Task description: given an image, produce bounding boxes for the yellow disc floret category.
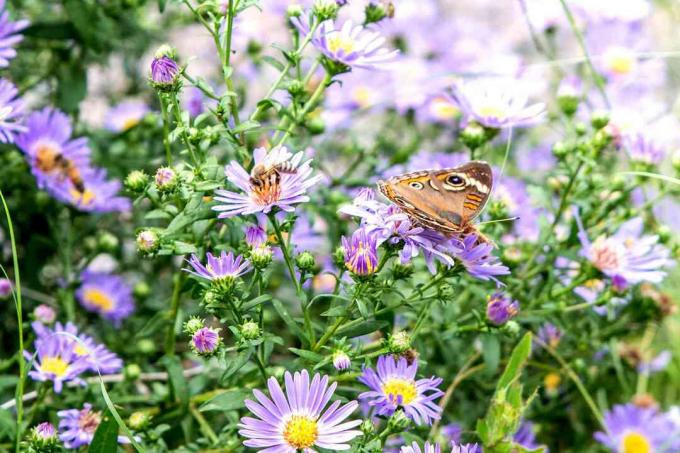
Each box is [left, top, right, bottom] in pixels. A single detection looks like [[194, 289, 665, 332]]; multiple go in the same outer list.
[[83, 288, 114, 312], [283, 415, 318, 449], [382, 378, 418, 405], [40, 356, 69, 377], [621, 431, 651, 453]]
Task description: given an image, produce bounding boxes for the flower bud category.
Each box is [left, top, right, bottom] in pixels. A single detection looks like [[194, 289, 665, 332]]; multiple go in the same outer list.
[[486, 293, 519, 326], [333, 246, 346, 268], [590, 109, 610, 130], [133, 281, 151, 299], [33, 304, 56, 324], [459, 122, 488, 150], [125, 170, 149, 192], [150, 46, 181, 91], [360, 418, 375, 436], [332, 350, 351, 371], [27, 422, 59, 451], [313, 0, 339, 21], [124, 363, 142, 381], [552, 141, 569, 159], [287, 4, 304, 18], [364, 1, 393, 24], [191, 326, 222, 356], [154, 167, 178, 192], [0, 278, 12, 299], [184, 316, 205, 335], [556, 76, 582, 116], [387, 409, 411, 432], [128, 411, 151, 431], [296, 251, 316, 272], [391, 262, 414, 280], [97, 231, 119, 253], [387, 331, 411, 353], [502, 320, 520, 336], [240, 320, 261, 340], [136, 230, 160, 254], [137, 338, 156, 354], [250, 245, 273, 269]]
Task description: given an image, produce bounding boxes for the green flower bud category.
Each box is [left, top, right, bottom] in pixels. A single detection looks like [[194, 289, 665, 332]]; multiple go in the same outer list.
[[137, 338, 156, 354], [592, 128, 613, 152], [460, 122, 488, 150], [313, 0, 339, 21], [97, 231, 119, 253], [125, 170, 149, 192], [306, 117, 326, 135], [552, 141, 569, 159], [387, 409, 411, 432], [251, 245, 274, 269], [128, 411, 151, 431], [391, 262, 414, 280], [133, 281, 151, 299], [333, 246, 346, 268], [387, 331, 411, 353], [203, 289, 220, 306], [364, 1, 393, 24], [184, 316, 205, 335], [136, 230, 160, 254], [360, 418, 375, 435], [502, 320, 521, 336], [154, 44, 177, 60], [287, 4, 304, 18], [124, 363, 142, 381], [296, 251, 316, 272], [240, 320, 261, 340], [155, 167, 179, 192], [590, 109, 610, 130]]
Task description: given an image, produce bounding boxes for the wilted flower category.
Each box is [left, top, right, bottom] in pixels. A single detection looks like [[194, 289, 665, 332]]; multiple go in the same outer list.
[[190, 326, 221, 355], [58, 403, 132, 449], [359, 354, 443, 425], [293, 18, 398, 72], [213, 146, 322, 218], [0, 78, 25, 143], [486, 293, 519, 325], [342, 227, 378, 276], [332, 350, 351, 370], [75, 271, 134, 326], [0, 0, 28, 68], [401, 441, 442, 453], [25, 333, 88, 393], [594, 404, 680, 453], [0, 277, 11, 298], [450, 78, 546, 129], [238, 370, 362, 451], [186, 251, 251, 291], [104, 100, 150, 133], [33, 304, 56, 324], [575, 213, 674, 285], [537, 323, 562, 349]]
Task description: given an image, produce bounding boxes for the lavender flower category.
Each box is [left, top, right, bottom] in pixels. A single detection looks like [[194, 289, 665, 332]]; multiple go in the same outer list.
[[401, 441, 442, 453], [0, 0, 28, 68], [594, 404, 680, 453], [450, 78, 546, 129], [150, 54, 180, 88], [213, 146, 322, 218], [104, 100, 150, 133], [626, 133, 666, 165], [0, 277, 11, 298], [486, 292, 519, 325], [75, 271, 134, 326], [58, 403, 131, 449], [359, 354, 443, 425], [332, 350, 351, 370], [244, 224, 267, 248], [293, 18, 398, 71], [342, 227, 379, 276], [238, 370, 362, 451], [441, 423, 463, 444], [513, 421, 543, 450], [30, 421, 57, 443], [50, 168, 131, 213], [444, 234, 511, 283], [25, 333, 88, 393], [575, 213, 674, 285], [33, 304, 56, 324], [537, 323, 562, 349], [185, 251, 252, 290], [190, 326, 221, 355], [451, 443, 481, 453], [0, 78, 24, 143], [637, 350, 672, 374]]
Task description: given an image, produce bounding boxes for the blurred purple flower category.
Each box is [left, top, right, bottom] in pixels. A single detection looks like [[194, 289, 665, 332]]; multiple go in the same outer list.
[[58, 403, 132, 449], [594, 404, 680, 453], [51, 168, 131, 213], [75, 271, 134, 326], [486, 292, 519, 325], [0, 277, 11, 298], [537, 323, 562, 349], [401, 442, 441, 453], [0, 78, 24, 143], [25, 332, 89, 393], [0, 0, 28, 67], [451, 443, 480, 453], [104, 100, 149, 133], [514, 421, 544, 450], [626, 133, 665, 165], [637, 350, 672, 374]]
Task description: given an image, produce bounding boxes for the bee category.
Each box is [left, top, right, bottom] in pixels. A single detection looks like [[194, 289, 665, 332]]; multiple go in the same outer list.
[[35, 145, 86, 193], [249, 161, 298, 190]]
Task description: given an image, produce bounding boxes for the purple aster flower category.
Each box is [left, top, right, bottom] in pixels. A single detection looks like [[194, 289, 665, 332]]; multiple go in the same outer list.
[[150, 54, 180, 86], [575, 212, 674, 285], [358, 354, 443, 426], [401, 441, 442, 453], [185, 251, 252, 286], [16, 107, 91, 194], [332, 350, 351, 370], [0, 1, 28, 68], [342, 227, 379, 276], [443, 234, 511, 283], [25, 333, 89, 393], [0, 277, 11, 298], [213, 146, 323, 218], [441, 423, 463, 444], [183, 87, 208, 117], [238, 369, 362, 451], [625, 133, 665, 165], [32, 321, 123, 375], [486, 292, 519, 325], [191, 326, 221, 355], [451, 443, 480, 453], [31, 421, 57, 442], [493, 176, 542, 242], [637, 350, 672, 374], [450, 78, 546, 129], [33, 304, 56, 324], [75, 271, 134, 326], [537, 323, 562, 349], [594, 404, 680, 453], [50, 168, 131, 213], [293, 17, 398, 71], [513, 421, 543, 450], [104, 100, 150, 133], [244, 224, 267, 248], [58, 403, 132, 449], [0, 78, 24, 143]]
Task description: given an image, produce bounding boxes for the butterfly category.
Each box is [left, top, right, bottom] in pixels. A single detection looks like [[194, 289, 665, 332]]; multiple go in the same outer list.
[[377, 161, 493, 237]]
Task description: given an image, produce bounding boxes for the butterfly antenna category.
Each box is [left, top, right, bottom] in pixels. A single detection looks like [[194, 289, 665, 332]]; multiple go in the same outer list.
[[477, 216, 520, 226]]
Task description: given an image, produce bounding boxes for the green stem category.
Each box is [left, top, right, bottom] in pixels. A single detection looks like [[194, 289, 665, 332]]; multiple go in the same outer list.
[[159, 93, 173, 164], [170, 94, 199, 165], [222, 0, 243, 140], [274, 72, 331, 146], [165, 273, 184, 357], [189, 404, 219, 445], [0, 190, 25, 452]]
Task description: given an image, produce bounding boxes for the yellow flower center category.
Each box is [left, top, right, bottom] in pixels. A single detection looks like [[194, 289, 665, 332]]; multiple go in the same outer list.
[[327, 34, 356, 55], [40, 356, 69, 377], [430, 96, 459, 120], [121, 117, 140, 131], [605, 48, 636, 75], [477, 104, 507, 120], [352, 86, 373, 108], [620, 431, 651, 453], [70, 188, 95, 206], [74, 344, 91, 356], [283, 415, 318, 449], [382, 378, 417, 405], [82, 288, 114, 312]]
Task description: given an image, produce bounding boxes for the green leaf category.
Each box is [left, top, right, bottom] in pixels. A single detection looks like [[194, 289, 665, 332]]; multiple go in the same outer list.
[[144, 209, 172, 220], [339, 320, 388, 338], [158, 0, 167, 12], [172, 241, 198, 254], [89, 410, 119, 453], [199, 390, 247, 412], [241, 294, 272, 312], [289, 348, 324, 362], [620, 171, 680, 186], [161, 355, 189, 408], [496, 332, 532, 391], [231, 120, 261, 134], [481, 334, 500, 375], [321, 305, 348, 317], [220, 347, 254, 383], [261, 55, 285, 71], [272, 299, 306, 342]]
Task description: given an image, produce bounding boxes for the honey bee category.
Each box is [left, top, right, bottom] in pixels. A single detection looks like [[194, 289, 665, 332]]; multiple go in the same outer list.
[[249, 161, 298, 190], [35, 145, 85, 193]]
